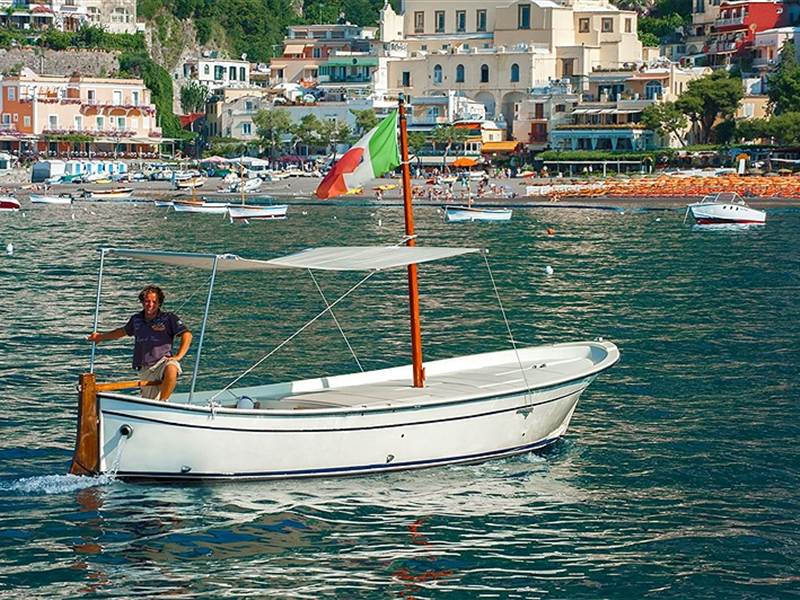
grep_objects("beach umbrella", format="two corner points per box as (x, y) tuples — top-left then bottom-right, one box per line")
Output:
(452, 156), (478, 168)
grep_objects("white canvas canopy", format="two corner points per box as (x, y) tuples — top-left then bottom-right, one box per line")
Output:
(105, 246), (479, 272)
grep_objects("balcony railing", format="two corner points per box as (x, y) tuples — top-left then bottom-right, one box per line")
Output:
(714, 15), (745, 27)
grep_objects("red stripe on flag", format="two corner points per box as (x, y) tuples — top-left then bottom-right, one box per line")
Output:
(315, 147), (365, 199)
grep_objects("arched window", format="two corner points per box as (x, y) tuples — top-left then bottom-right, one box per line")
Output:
(433, 64), (443, 84)
(645, 80), (663, 100)
(510, 63), (520, 82)
(480, 64), (489, 83)
(456, 64), (465, 83)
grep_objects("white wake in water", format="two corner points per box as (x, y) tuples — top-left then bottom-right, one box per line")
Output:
(0, 473), (117, 495)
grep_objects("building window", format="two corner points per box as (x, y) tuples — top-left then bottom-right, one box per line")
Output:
(456, 10), (466, 32)
(456, 64), (465, 83)
(625, 18), (632, 33)
(240, 67), (246, 81)
(96, 116), (104, 130)
(645, 81), (663, 100)
(204, 64), (210, 75)
(1, 114), (9, 126)
(435, 10), (444, 33)
(510, 63), (520, 82)
(414, 11), (424, 33)
(7, 87), (15, 101)
(229, 66), (237, 80)
(313, 47), (322, 58)
(579, 18), (590, 33)
(480, 64), (489, 83)
(214, 65), (224, 80)
(555, 104), (565, 112)
(242, 122), (252, 135)
(74, 115), (82, 129)
(477, 9), (487, 32)
(518, 4), (531, 29)
(402, 71), (411, 87)
(23, 115), (30, 127)
(113, 90), (122, 105)
(49, 115), (58, 129)
(132, 90), (139, 105)
(116, 117), (126, 130)
(433, 64), (443, 84)
(602, 18), (613, 32)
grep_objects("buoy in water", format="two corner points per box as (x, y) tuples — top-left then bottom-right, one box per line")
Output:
(377, 218), (382, 227)
(546, 227), (555, 236)
(6, 242), (13, 255)
(544, 265), (554, 275)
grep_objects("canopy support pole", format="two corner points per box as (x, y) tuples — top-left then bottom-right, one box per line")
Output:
(189, 255), (219, 402)
(399, 94), (425, 388)
(89, 248), (107, 373)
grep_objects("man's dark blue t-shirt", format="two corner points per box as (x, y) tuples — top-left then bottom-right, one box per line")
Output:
(124, 310), (188, 369)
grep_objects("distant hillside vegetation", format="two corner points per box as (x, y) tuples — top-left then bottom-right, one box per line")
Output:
(137, 0), (397, 64)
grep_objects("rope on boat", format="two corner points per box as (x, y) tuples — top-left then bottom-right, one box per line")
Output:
(482, 251), (533, 402)
(207, 270), (376, 404)
(308, 268), (364, 372)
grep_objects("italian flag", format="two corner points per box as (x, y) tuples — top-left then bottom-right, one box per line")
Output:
(315, 111), (400, 199)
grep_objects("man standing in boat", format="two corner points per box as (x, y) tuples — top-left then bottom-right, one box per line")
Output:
(86, 285), (192, 401)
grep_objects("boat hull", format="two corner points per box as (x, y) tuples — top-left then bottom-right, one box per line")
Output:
(444, 205), (513, 222)
(92, 342), (618, 480)
(173, 201), (229, 214)
(88, 189), (134, 200)
(227, 204), (288, 220)
(688, 203), (765, 225)
(30, 194), (72, 205)
(0, 196), (20, 211)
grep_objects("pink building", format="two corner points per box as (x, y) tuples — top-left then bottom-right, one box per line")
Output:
(0, 68), (162, 158)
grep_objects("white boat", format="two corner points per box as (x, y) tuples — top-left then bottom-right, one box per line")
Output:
(685, 192), (766, 225)
(174, 176), (206, 190)
(227, 203), (288, 221)
(444, 205), (513, 222)
(30, 193), (73, 205)
(153, 199), (174, 208)
(172, 199), (230, 214)
(0, 195), (20, 211)
(86, 187), (134, 200)
(71, 98), (619, 481)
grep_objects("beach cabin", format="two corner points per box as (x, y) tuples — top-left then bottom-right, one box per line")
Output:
(31, 160), (66, 183)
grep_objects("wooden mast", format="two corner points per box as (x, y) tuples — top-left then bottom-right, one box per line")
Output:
(398, 95), (425, 388)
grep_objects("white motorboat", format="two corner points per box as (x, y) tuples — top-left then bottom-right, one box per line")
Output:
(86, 187), (134, 201)
(30, 193), (73, 205)
(227, 203), (288, 221)
(172, 199), (230, 214)
(685, 192), (766, 225)
(0, 195), (20, 211)
(444, 205), (513, 222)
(71, 97), (619, 481)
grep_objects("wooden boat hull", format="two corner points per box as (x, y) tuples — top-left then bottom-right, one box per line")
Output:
(444, 205), (513, 222)
(0, 196), (21, 211)
(89, 342), (618, 480)
(172, 201), (229, 214)
(30, 194), (72, 205)
(227, 204), (288, 220)
(88, 188), (133, 200)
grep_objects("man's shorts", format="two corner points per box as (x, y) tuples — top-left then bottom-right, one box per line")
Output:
(139, 356), (182, 400)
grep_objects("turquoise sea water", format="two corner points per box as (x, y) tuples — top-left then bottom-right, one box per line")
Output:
(0, 200), (798, 597)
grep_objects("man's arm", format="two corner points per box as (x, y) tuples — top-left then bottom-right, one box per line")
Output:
(173, 330), (193, 361)
(86, 327), (127, 344)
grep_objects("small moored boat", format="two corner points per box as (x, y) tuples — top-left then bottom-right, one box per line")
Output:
(685, 192), (766, 225)
(227, 203), (288, 221)
(30, 193), (73, 205)
(172, 199), (229, 214)
(444, 204), (513, 222)
(86, 187), (134, 201)
(0, 195), (20, 211)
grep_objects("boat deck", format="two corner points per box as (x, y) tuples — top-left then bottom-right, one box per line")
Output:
(246, 355), (595, 410)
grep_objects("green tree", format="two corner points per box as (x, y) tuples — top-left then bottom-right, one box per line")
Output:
(254, 107), (292, 157)
(735, 117), (770, 142)
(350, 108), (378, 134)
(408, 132), (426, 166)
(431, 125), (470, 171)
(767, 111), (800, 145)
(641, 101), (688, 147)
(180, 81), (209, 114)
(767, 41), (800, 116)
(291, 113), (323, 153)
(676, 71), (743, 144)
(119, 51), (184, 139)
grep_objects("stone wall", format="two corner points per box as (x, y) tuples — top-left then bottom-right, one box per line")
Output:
(0, 48), (119, 77)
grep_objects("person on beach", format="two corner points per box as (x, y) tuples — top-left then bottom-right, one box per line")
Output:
(86, 285), (192, 402)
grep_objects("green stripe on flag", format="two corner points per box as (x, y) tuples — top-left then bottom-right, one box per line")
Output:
(367, 111), (400, 178)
